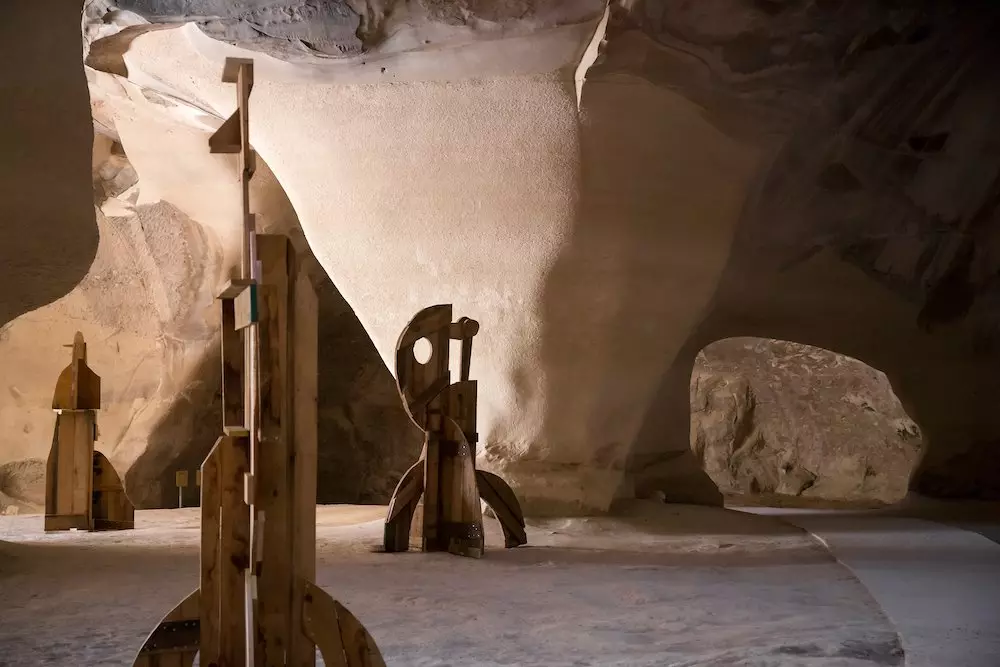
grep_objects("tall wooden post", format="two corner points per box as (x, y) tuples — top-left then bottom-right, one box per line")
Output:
(132, 58), (385, 667)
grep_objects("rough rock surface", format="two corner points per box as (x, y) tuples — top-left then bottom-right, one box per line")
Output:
(2, 0), (1000, 515)
(691, 339), (922, 505)
(0, 125), (419, 508)
(0, 459), (45, 515)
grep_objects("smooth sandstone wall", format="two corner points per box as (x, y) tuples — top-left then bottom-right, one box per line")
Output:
(116, 20), (764, 512)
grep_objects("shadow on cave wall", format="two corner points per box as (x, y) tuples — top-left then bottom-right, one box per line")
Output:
(536, 0), (1000, 507)
(0, 1), (99, 329)
(687, 6), (1000, 501)
(125, 254), (420, 509)
(124, 347), (224, 509)
(308, 261), (422, 505)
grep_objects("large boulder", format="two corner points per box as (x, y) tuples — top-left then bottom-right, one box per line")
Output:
(692, 339), (922, 505)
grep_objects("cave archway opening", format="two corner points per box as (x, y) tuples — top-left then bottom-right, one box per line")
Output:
(689, 337), (923, 509)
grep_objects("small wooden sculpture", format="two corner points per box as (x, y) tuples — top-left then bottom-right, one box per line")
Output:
(383, 305), (527, 558)
(132, 57), (384, 667)
(44, 332), (134, 532)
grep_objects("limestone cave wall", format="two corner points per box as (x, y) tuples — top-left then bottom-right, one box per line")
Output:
(0, 0), (997, 516)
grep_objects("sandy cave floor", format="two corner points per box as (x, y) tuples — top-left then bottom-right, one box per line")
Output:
(0, 502), (907, 667)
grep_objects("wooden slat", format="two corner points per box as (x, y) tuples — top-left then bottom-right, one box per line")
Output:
(55, 413), (77, 518)
(49, 411), (95, 522)
(132, 589), (199, 667)
(335, 599), (387, 667)
(199, 439), (222, 664)
(73, 413), (94, 519)
(290, 257), (319, 667)
(476, 470), (527, 548)
(302, 582), (387, 667)
(447, 381), (478, 453)
(221, 299), (245, 429)
(386, 460), (424, 524)
(44, 417), (59, 519)
(238, 62), (253, 178)
(256, 234), (292, 665)
(422, 434), (440, 551)
(91, 451), (134, 531)
(439, 436), (454, 554)
(219, 434), (250, 665)
(384, 475), (420, 553)
(442, 418), (483, 558)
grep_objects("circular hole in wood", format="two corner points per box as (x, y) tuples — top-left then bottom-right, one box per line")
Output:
(413, 337), (433, 365)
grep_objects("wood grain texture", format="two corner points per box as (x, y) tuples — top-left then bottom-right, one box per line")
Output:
(290, 260), (319, 667)
(45, 410), (96, 530)
(220, 299), (244, 429)
(199, 440), (222, 665)
(442, 417), (483, 558)
(302, 582), (386, 667)
(256, 234), (292, 666)
(476, 470), (528, 548)
(132, 589), (199, 667)
(91, 450), (135, 530)
(219, 434), (250, 665)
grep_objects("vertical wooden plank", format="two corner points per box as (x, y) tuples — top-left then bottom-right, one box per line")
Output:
(91, 452), (134, 531)
(458, 439), (483, 559)
(440, 443), (456, 553)
(74, 412), (95, 523)
(200, 440), (222, 665)
(55, 413), (76, 517)
(423, 434), (441, 551)
(256, 235), (292, 666)
(236, 61), (254, 277)
(219, 433), (251, 666)
(45, 416), (59, 518)
(156, 653), (182, 667)
(221, 299), (244, 429)
(290, 255), (319, 666)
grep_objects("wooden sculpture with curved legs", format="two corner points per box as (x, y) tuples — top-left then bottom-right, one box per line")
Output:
(131, 57), (384, 667)
(383, 305), (527, 558)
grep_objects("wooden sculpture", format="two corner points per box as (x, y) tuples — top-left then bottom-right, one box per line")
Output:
(383, 305), (527, 558)
(131, 58), (385, 667)
(45, 332), (134, 532)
